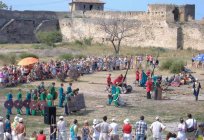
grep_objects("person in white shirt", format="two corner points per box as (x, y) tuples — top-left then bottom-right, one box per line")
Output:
(57, 116), (67, 140)
(95, 116), (112, 140)
(0, 116), (4, 140)
(177, 118), (187, 140)
(92, 119), (100, 140)
(185, 113), (197, 139)
(150, 116), (166, 140)
(110, 118), (119, 140)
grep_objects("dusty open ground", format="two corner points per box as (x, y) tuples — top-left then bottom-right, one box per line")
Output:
(0, 44), (204, 139)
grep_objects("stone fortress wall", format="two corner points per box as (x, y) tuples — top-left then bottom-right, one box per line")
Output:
(0, 4), (204, 50)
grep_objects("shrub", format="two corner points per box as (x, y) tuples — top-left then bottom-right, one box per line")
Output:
(83, 37), (93, 46)
(19, 53), (39, 59)
(170, 60), (185, 74)
(36, 31), (62, 47)
(74, 40), (83, 46)
(7, 53), (17, 65)
(75, 54), (86, 59)
(59, 54), (74, 60)
(160, 58), (173, 70)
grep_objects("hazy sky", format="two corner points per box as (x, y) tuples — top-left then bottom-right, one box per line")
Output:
(2, 0), (204, 19)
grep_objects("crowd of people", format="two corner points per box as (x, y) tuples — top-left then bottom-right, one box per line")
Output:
(0, 114), (203, 140)
(0, 55), (159, 88)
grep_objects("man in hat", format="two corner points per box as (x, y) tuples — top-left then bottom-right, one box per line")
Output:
(57, 116), (67, 140)
(150, 116), (166, 140)
(0, 116), (4, 140)
(122, 118), (132, 140)
(15, 118), (26, 140)
(58, 83), (65, 108)
(92, 119), (100, 140)
(6, 90), (13, 115)
(110, 118), (119, 140)
(16, 89), (22, 114)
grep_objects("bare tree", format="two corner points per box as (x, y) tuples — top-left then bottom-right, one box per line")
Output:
(99, 18), (137, 55)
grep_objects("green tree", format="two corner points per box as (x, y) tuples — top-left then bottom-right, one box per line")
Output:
(0, 1), (8, 9)
(36, 31), (62, 47)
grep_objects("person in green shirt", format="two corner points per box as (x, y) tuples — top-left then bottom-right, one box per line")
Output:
(47, 93), (53, 107)
(16, 89), (22, 114)
(69, 119), (78, 140)
(67, 83), (74, 96)
(6, 91), (13, 115)
(58, 83), (65, 107)
(25, 91), (31, 116)
(50, 82), (56, 105)
(31, 94), (38, 116)
(40, 91), (46, 115)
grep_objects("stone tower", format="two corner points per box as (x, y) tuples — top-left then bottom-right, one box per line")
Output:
(69, 0), (105, 12)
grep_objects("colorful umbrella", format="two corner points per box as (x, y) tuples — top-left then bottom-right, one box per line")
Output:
(18, 57), (39, 66)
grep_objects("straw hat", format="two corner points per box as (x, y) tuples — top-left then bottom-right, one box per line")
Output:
(19, 118), (23, 123)
(124, 118), (130, 124)
(93, 119), (99, 125)
(155, 116), (160, 121)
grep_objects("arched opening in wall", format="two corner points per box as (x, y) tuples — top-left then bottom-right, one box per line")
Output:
(90, 5), (93, 10)
(83, 5), (86, 10)
(172, 7), (179, 22)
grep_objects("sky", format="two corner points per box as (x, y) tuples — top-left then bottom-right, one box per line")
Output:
(2, 0), (204, 19)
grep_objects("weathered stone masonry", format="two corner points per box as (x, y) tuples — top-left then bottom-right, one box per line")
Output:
(0, 4), (204, 50)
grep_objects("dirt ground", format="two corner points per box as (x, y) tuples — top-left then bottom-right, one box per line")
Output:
(1, 66), (204, 139)
(0, 44), (204, 139)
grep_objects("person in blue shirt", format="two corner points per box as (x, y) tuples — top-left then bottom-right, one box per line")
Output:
(58, 83), (65, 107)
(6, 90), (13, 115)
(67, 82), (73, 96)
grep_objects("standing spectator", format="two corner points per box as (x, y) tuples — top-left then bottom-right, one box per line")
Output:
(15, 118), (26, 140)
(29, 131), (37, 140)
(110, 118), (119, 140)
(186, 113), (197, 139)
(150, 116), (166, 140)
(95, 116), (112, 140)
(11, 116), (19, 140)
(122, 118), (132, 140)
(81, 120), (91, 140)
(0, 116), (4, 140)
(69, 119), (79, 140)
(57, 116), (67, 140)
(37, 130), (46, 140)
(195, 124), (204, 140)
(4, 115), (11, 134)
(91, 119), (100, 140)
(177, 118), (186, 140)
(145, 77), (152, 99)
(135, 116), (147, 140)
(192, 81), (201, 101)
